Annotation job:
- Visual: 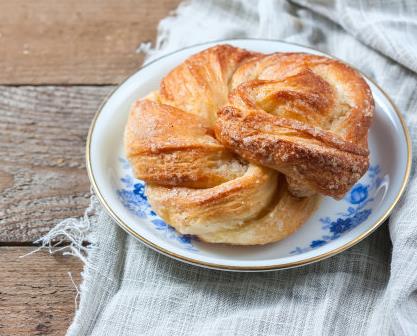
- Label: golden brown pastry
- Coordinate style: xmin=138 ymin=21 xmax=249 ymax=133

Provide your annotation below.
xmin=158 ymin=44 xmax=260 ymax=126
xmin=125 ymin=97 xmax=319 ymax=245
xmin=148 ymin=176 xmax=319 ymax=245
xmin=124 ymin=99 xmax=247 ymax=189
xmin=124 ymin=44 xmax=373 ymax=245
xmin=216 ymin=53 xmax=374 ymax=199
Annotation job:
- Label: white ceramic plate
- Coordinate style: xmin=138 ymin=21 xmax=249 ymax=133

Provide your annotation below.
xmin=87 ymin=39 xmax=411 ymax=271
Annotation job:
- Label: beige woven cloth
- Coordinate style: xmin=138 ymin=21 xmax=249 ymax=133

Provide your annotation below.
xmin=58 ymin=1 xmax=417 ymax=335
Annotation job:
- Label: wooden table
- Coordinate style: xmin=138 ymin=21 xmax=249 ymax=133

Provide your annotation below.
xmin=0 ymin=1 xmax=180 ymax=334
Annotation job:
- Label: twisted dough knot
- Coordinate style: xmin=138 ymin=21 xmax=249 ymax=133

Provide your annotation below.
xmin=216 ymin=52 xmax=373 ymax=198
xmin=124 ymin=45 xmax=373 ymax=245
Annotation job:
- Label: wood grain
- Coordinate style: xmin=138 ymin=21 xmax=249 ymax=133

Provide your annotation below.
xmin=0 ymin=86 xmax=113 ymax=242
xmin=0 ymin=0 xmax=181 ymax=85
xmin=0 ymin=1 xmax=180 ymax=333
xmin=0 ymin=247 xmax=83 ymax=336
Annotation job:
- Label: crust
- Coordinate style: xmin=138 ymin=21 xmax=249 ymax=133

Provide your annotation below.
xmin=217 ymin=52 xmax=374 ymax=198
xmin=215 ymin=106 xmax=369 ymax=198
xmin=124 ymin=99 xmax=247 ymax=188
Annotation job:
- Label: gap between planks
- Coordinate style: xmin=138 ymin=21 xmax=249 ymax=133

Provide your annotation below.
xmin=0 ymin=246 xmax=83 ymax=336
xmin=0 ymin=86 xmax=113 ymax=242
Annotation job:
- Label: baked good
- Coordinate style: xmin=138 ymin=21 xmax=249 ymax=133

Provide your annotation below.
xmin=125 ymin=98 xmax=319 ymax=245
xmin=216 ymin=52 xmax=374 ymax=198
xmin=124 ymin=45 xmax=373 ymax=245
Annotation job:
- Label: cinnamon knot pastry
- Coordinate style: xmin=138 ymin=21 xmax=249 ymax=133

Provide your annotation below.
xmin=124 ymin=45 xmax=373 ymax=245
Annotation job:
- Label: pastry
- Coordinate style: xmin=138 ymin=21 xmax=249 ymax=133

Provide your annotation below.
xmin=125 ymin=98 xmax=319 ymax=245
xmin=124 ymin=45 xmax=373 ymax=245
xmin=216 ymin=52 xmax=373 ymax=198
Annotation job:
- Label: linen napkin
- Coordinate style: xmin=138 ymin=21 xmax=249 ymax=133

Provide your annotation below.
xmin=46 ymin=1 xmax=417 ymax=335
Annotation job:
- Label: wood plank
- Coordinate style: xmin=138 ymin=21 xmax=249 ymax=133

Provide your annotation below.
xmin=0 ymin=0 xmax=181 ymax=85
xmin=0 ymin=246 xmax=83 ymax=336
xmin=0 ymin=86 xmax=113 ymax=242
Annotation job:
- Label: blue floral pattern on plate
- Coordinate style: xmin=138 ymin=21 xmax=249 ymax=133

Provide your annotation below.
xmin=290 ymin=165 xmax=383 ymax=255
xmin=117 ymin=158 xmax=198 ymax=252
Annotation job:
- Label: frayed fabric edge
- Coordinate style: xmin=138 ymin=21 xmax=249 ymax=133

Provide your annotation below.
xmin=22 ymin=192 xmax=101 ymax=265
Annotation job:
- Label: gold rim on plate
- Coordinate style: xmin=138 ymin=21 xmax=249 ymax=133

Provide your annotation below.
xmin=86 ymin=39 xmax=412 ymax=271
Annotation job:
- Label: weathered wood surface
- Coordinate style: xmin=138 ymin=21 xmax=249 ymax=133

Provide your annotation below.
xmin=0 ymin=0 xmax=180 ymax=333
xmin=0 ymin=0 xmax=180 ymax=84
xmin=0 ymin=247 xmax=83 ymax=336
xmin=0 ymin=86 xmax=113 ymax=242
